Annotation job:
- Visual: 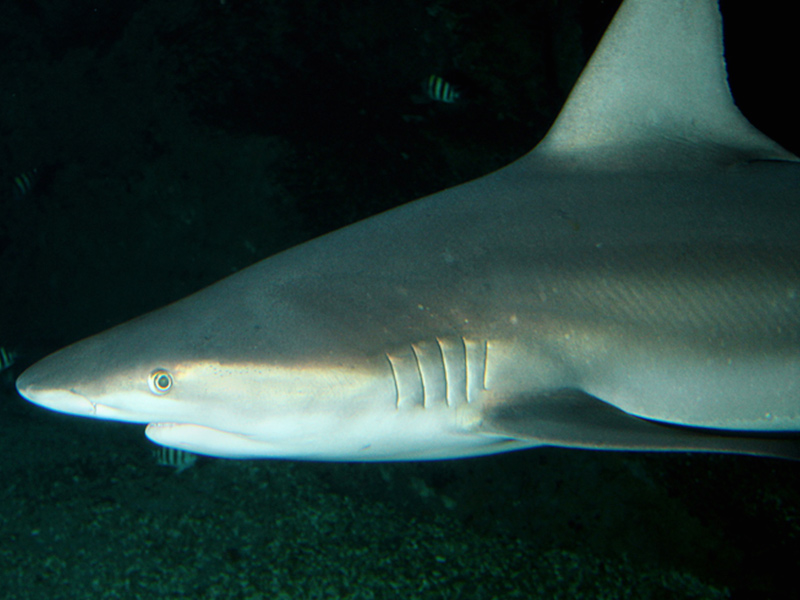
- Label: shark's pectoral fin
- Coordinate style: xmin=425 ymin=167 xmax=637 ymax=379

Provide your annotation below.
xmin=480 ymin=390 xmax=800 ymax=460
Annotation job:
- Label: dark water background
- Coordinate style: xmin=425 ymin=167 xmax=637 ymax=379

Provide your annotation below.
xmin=1 ymin=1 xmax=797 ymax=598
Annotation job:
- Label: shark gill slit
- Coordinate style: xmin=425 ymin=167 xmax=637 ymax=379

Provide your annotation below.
xmin=461 ymin=337 xmax=469 ymax=403
xmin=482 ymin=340 xmax=490 ymax=392
xmin=439 ymin=337 xmax=467 ymax=407
xmin=410 ymin=343 xmax=427 ymax=407
xmin=463 ymin=338 xmax=488 ymax=404
xmin=432 ymin=338 xmax=447 ymax=407
xmin=385 ymin=352 xmax=401 ymax=410
xmin=435 ymin=337 xmax=451 ymax=407
xmin=385 ymin=345 xmax=427 ymax=409
xmin=386 ymin=338 xmax=484 ymax=410
xmin=412 ymin=340 xmax=450 ymax=409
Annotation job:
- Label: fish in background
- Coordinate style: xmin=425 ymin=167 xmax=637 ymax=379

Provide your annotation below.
xmin=410 ymin=74 xmax=463 ymax=105
xmin=12 ymin=169 xmax=38 ymax=201
xmin=424 ymin=75 xmax=460 ymax=103
xmin=153 ymin=446 xmax=198 ymax=473
xmin=1 ymin=347 xmax=18 ymax=386
xmin=9 ymin=165 xmax=60 ymax=203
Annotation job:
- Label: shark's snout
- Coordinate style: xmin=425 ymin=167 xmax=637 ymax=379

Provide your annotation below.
xmin=16 ymin=366 xmax=97 ymax=417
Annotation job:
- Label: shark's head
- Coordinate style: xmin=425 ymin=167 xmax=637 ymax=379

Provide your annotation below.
xmin=15 ymin=264 xmax=501 ymax=461
xmin=14 ymin=273 xmax=423 ymax=460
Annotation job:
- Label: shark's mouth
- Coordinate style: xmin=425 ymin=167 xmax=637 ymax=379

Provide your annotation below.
xmin=17 ymin=386 xmax=105 ymax=419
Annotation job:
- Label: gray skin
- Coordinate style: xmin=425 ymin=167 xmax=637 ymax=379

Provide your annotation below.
xmin=16 ymin=0 xmax=800 ymax=460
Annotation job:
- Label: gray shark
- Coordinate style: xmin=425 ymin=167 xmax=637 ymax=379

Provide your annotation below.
xmin=16 ymin=0 xmax=800 ymax=460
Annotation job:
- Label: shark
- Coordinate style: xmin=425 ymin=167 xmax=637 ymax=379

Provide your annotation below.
xmin=15 ymin=0 xmax=800 ymax=460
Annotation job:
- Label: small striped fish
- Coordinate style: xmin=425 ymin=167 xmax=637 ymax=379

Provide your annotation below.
xmin=0 ymin=347 xmax=18 ymax=386
xmin=153 ymin=446 xmax=197 ymax=473
xmin=424 ymin=75 xmax=460 ymax=103
xmin=0 ymin=347 xmax=17 ymax=372
xmin=12 ymin=169 xmax=38 ymax=201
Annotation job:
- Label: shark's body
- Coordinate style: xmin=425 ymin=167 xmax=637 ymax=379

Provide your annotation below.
xmin=16 ymin=0 xmax=800 ymax=460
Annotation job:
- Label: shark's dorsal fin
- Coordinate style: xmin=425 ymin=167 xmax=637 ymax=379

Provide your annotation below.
xmin=530 ymin=0 xmax=797 ymax=170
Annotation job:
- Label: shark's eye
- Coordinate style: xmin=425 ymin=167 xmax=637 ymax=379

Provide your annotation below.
xmin=148 ymin=369 xmax=174 ymax=395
